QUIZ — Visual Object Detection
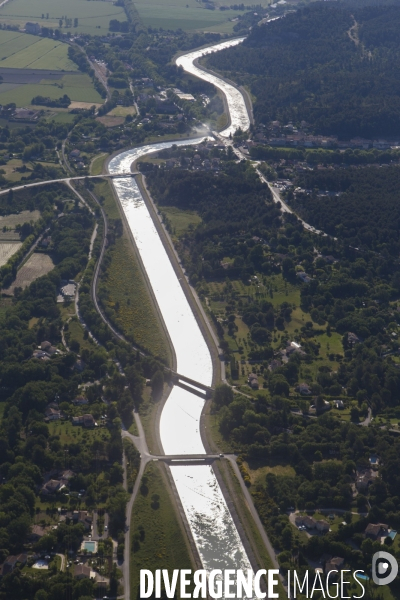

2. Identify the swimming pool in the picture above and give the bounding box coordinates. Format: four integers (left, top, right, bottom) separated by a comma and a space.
355, 573, 369, 581
389, 530, 397, 540
83, 541, 96, 553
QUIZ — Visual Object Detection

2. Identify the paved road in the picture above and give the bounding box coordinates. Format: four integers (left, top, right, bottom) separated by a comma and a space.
0, 172, 137, 197
57, 553, 65, 572
121, 413, 150, 600
360, 407, 373, 426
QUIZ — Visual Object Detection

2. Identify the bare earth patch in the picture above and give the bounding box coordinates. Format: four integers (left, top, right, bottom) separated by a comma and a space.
4, 253, 54, 294
0, 242, 22, 267
69, 101, 102, 110
96, 115, 125, 127
109, 105, 136, 117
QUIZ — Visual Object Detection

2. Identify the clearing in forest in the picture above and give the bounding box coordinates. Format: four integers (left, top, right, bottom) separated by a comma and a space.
4, 252, 54, 294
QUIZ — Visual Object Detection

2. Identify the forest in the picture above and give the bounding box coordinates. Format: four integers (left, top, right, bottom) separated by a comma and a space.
206, 2, 400, 138
289, 165, 400, 255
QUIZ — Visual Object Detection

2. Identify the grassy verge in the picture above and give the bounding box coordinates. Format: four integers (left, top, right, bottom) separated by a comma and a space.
217, 460, 286, 597
138, 384, 168, 455
95, 180, 172, 364
130, 461, 195, 599
91, 153, 108, 175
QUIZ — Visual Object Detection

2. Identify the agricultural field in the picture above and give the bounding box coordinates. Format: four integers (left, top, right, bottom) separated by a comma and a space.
134, 0, 244, 32
96, 114, 124, 128
0, 72, 102, 107
0, 30, 77, 70
0, 241, 22, 266
0, 0, 127, 36
0, 209, 40, 229
4, 252, 54, 294
108, 105, 136, 117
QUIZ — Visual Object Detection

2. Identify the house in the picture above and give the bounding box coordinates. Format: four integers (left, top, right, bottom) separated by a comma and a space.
72, 414, 95, 427
69, 149, 81, 158
29, 525, 46, 542
73, 396, 88, 406
296, 271, 311, 283
74, 564, 91, 579
335, 400, 344, 409
295, 515, 317, 529
247, 373, 259, 390
175, 92, 195, 101
83, 414, 95, 428
41, 341, 52, 351
45, 407, 61, 421
316, 520, 330, 533
297, 382, 312, 395
347, 332, 360, 346
25, 22, 41, 34
303, 516, 317, 529
73, 511, 92, 530
365, 523, 388, 541
193, 154, 202, 167
59, 469, 75, 482
325, 557, 344, 576
41, 479, 66, 495
356, 469, 377, 492
268, 359, 281, 372
11, 108, 40, 123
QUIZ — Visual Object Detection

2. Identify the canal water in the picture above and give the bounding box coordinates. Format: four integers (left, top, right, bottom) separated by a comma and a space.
109, 40, 257, 597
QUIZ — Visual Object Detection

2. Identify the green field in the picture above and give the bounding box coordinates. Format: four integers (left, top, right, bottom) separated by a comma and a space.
0, 31, 76, 70
0, 73, 102, 107
160, 206, 202, 238
0, 0, 127, 36
134, 0, 247, 32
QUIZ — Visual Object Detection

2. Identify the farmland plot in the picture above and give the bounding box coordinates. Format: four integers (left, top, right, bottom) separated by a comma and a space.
0, 242, 22, 267
0, 0, 127, 36
0, 210, 41, 229
4, 253, 54, 294
0, 31, 76, 70
0, 73, 102, 106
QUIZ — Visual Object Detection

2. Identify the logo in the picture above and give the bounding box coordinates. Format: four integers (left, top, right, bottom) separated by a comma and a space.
372, 551, 398, 586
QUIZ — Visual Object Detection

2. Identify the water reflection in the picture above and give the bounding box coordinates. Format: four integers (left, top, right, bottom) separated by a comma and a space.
176, 38, 250, 137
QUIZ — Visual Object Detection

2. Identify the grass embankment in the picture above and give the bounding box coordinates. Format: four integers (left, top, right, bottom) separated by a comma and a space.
130, 461, 195, 599
138, 384, 170, 455
91, 153, 107, 176
94, 180, 172, 364
217, 460, 286, 598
